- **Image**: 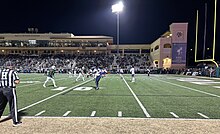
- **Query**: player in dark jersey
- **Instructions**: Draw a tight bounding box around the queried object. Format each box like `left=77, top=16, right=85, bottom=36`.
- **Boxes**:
left=43, top=66, right=57, bottom=88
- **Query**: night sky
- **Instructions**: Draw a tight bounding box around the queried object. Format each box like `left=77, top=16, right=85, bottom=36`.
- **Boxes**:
left=0, top=0, right=219, bottom=63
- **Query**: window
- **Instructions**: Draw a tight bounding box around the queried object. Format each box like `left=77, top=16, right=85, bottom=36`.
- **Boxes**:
left=164, top=43, right=171, bottom=48
left=154, top=45, right=159, bottom=51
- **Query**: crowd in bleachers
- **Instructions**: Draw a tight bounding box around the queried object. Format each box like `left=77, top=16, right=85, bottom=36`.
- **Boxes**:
left=0, top=54, right=75, bottom=73
left=115, top=54, right=150, bottom=73
left=0, top=54, right=152, bottom=73
left=75, top=54, right=114, bottom=69
left=1, top=53, right=218, bottom=77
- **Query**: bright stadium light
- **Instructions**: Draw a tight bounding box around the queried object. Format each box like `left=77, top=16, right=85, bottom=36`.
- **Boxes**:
left=112, top=1, right=124, bottom=55
left=112, top=1, right=124, bottom=13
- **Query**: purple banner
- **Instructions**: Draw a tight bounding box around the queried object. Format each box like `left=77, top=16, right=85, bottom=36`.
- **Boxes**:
left=172, top=43, right=187, bottom=64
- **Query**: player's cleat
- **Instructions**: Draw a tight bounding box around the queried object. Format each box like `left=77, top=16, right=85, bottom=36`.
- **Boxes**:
left=54, top=85, right=57, bottom=88
left=43, top=85, right=46, bottom=88
left=13, top=122, right=22, bottom=127
left=96, top=87, right=99, bottom=90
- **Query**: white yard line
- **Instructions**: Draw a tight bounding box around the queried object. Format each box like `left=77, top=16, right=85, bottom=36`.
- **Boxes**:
left=18, top=78, right=68, bottom=88
left=198, top=113, right=209, bottom=119
left=51, top=87, right=67, bottom=91
left=2, top=115, right=220, bottom=120
left=154, top=78, right=220, bottom=98
left=121, top=75, right=151, bottom=118
left=90, top=111, right=96, bottom=117
left=18, top=78, right=93, bottom=112
left=170, top=112, right=179, bottom=118
left=63, top=111, right=71, bottom=117
left=35, top=110, right=46, bottom=116
left=118, top=111, right=122, bottom=117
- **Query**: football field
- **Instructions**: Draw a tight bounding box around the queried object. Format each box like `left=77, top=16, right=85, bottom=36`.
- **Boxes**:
left=3, top=73, right=220, bottom=119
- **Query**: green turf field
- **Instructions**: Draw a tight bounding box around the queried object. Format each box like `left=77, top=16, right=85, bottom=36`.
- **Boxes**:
left=3, top=73, right=220, bottom=119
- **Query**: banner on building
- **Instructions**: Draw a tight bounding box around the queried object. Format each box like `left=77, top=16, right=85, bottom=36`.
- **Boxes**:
left=172, top=43, right=187, bottom=64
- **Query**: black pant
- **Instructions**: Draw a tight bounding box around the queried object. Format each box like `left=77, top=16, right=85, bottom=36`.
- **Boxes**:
left=0, top=88, right=18, bottom=124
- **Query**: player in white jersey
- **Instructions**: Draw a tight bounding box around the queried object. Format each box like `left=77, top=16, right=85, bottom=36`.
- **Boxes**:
left=68, top=70, right=73, bottom=78
left=73, top=67, right=77, bottom=77
left=130, top=66, right=135, bottom=82
left=76, top=66, right=85, bottom=81
left=146, top=68, right=150, bottom=76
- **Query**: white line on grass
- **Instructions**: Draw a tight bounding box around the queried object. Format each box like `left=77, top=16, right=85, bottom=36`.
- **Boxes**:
left=18, top=78, right=68, bottom=88
left=118, top=111, right=122, bottom=117
left=121, top=75, right=151, bottom=118
left=35, top=110, right=46, bottom=116
left=213, top=86, right=220, bottom=89
left=198, top=113, right=209, bottom=119
left=90, top=111, right=96, bottom=117
left=2, top=115, right=220, bottom=120
left=18, top=78, right=94, bottom=112
left=154, top=78, right=220, bottom=98
left=51, top=87, right=67, bottom=91
left=63, top=111, right=71, bottom=117
left=170, top=112, right=179, bottom=118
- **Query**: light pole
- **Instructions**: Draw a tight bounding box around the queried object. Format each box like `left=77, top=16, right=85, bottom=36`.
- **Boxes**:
left=112, top=1, right=124, bottom=55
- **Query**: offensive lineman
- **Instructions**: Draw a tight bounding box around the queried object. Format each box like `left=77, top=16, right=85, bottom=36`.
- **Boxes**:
left=0, top=61, right=21, bottom=126
left=43, top=66, right=57, bottom=88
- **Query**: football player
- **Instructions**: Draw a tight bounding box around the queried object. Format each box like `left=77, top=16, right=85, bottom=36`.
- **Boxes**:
left=130, top=66, right=135, bottom=82
left=75, top=66, right=85, bottom=81
left=94, top=68, right=103, bottom=90
left=43, top=65, right=57, bottom=88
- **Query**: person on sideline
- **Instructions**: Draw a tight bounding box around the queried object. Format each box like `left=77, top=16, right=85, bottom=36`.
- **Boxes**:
left=0, top=61, right=21, bottom=126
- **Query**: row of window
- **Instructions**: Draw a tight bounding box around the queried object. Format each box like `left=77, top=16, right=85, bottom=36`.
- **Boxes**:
left=0, top=40, right=108, bottom=47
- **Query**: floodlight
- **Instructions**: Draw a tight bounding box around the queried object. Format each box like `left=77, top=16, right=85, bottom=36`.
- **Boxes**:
left=112, top=1, right=124, bottom=13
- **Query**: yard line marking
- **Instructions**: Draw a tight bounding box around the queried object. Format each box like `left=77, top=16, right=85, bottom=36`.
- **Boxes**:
left=90, top=111, right=96, bottom=117
left=20, top=81, right=41, bottom=84
left=154, top=78, right=220, bottom=98
left=63, top=111, right=71, bottom=117
left=190, top=81, right=220, bottom=85
left=121, top=75, right=151, bottom=118
left=213, top=86, right=220, bottom=89
left=198, top=113, right=209, bottom=119
left=3, top=115, right=220, bottom=120
left=170, top=112, right=179, bottom=118
left=177, top=78, right=213, bottom=82
left=51, top=87, right=67, bottom=91
left=18, top=78, right=68, bottom=88
left=18, top=78, right=94, bottom=112
left=35, top=110, right=46, bottom=116
left=118, top=111, right=122, bottom=117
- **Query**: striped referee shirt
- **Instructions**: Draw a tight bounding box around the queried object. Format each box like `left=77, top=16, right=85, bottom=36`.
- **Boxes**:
left=0, top=68, right=19, bottom=88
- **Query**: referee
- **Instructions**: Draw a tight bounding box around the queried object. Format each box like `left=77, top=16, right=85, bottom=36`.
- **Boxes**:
left=0, top=61, right=21, bottom=126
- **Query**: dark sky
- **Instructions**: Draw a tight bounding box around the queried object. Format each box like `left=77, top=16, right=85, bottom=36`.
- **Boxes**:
left=0, top=0, right=219, bottom=62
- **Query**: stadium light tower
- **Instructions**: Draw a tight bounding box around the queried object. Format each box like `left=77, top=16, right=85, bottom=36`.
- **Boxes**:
left=112, top=1, right=124, bottom=55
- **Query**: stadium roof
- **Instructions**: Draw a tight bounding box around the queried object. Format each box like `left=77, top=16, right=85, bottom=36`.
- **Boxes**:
left=0, top=33, right=113, bottom=42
